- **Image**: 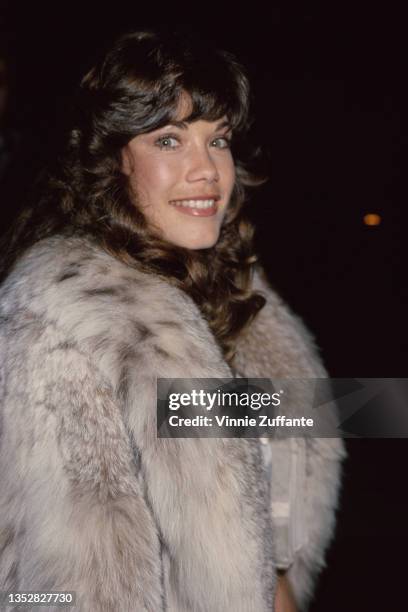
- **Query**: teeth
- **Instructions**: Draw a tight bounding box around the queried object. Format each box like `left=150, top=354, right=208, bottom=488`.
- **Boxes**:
left=172, top=199, right=216, bottom=209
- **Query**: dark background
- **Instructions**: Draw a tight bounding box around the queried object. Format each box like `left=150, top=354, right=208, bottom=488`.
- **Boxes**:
left=1, top=4, right=407, bottom=610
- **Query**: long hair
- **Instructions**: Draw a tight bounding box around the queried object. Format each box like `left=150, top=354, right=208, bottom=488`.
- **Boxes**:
left=0, top=29, right=266, bottom=363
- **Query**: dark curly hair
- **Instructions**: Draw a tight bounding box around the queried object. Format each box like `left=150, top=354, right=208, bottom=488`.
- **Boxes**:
left=0, top=29, right=267, bottom=363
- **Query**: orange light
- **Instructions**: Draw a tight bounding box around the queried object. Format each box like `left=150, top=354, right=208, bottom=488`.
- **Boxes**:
left=363, top=213, right=381, bottom=226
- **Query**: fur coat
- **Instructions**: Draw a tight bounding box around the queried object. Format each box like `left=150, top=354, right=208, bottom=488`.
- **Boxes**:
left=0, top=233, right=345, bottom=611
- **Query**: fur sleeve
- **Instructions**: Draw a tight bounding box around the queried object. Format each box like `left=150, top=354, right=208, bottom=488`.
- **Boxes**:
left=0, top=316, right=165, bottom=611
left=232, top=266, right=346, bottom=611
left=0, top=236, right=275, bottom=611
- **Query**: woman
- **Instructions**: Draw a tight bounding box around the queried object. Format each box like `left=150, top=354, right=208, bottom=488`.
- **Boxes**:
left=0, top=30, right=345, bottom=611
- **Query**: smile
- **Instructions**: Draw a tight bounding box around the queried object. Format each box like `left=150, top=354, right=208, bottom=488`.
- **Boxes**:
left=171, top=199, right=216, bottom=209
left=169, top=199, right=218, bottom=217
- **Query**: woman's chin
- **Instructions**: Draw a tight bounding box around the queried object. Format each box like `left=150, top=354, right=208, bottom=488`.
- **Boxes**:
left=165, top=230, right=220, bottom=250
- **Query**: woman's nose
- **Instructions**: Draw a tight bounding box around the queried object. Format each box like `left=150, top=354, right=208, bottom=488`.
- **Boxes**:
left=185, top=145, right=219, bottom=183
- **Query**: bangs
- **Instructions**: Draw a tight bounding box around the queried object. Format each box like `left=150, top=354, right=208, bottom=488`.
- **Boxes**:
left=139, top=39, right=250, bottom=135
left=138, top=81, right=249, bottom=136
left=179, top=81, right=248, bottom=133
left=179, top=58, right=249, bottom=133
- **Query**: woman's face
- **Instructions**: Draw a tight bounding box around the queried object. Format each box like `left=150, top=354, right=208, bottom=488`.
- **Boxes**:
left=121, top=112, right=236, bottom=249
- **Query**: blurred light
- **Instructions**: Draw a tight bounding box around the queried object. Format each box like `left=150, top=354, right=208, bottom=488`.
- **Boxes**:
left=363, top=213, right=381, bottom=226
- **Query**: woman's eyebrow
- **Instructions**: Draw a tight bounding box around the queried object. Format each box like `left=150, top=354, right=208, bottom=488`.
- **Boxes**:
left=215, top=120, right=232, bottom=131
left=162, top=119, right=232, bottom=131
left=164, top=120, right=189, bottom=130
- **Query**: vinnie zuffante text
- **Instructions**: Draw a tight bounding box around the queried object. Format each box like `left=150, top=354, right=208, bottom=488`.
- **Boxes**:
left=168, top=414, right=314, bottom=428
left=166, top=389, right=314, bottom=429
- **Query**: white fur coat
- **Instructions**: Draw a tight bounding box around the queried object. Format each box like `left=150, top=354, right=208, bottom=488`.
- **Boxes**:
left=0, top=234, right=345, bottom=611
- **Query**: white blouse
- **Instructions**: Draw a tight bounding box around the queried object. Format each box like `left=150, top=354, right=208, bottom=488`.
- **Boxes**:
left=260, top=437, right=308, bottom=570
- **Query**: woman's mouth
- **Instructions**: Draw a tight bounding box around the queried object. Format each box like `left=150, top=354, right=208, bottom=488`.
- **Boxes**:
left=169, top=199, right=218, bottom=217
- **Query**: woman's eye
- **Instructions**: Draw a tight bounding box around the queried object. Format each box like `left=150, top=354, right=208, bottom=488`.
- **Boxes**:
left=211, top=136, right=231, bottom=149
left=155, top=135, right=179, bottom=149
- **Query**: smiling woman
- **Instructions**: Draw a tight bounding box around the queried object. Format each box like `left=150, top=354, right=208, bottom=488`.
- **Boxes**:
left=0, top=29, right=344, bottom=612
left=121, top=103, right=236, bottom=249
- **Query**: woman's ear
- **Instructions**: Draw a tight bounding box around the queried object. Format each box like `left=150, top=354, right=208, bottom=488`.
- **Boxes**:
left=121, top=145, right=134, bottom=176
